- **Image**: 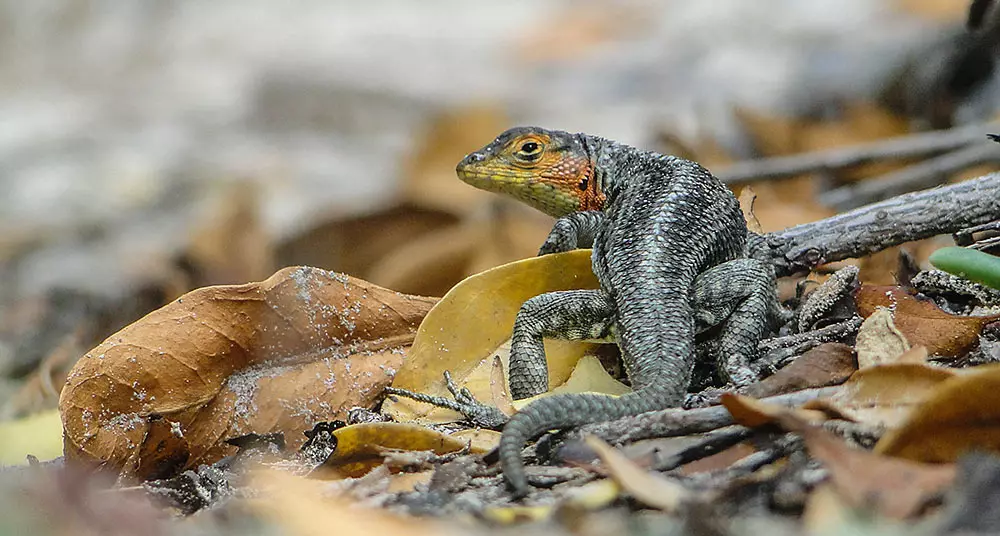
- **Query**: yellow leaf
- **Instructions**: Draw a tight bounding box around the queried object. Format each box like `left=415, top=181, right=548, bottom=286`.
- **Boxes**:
left=383, top=250, right=602, bottom=423
left=0, top=409, right=62, bottom=465
left=450, top=428, right=502, bottom=453
left=323, top=422, right=467, bottom=477
left=512, top=354, right=631, bottom=411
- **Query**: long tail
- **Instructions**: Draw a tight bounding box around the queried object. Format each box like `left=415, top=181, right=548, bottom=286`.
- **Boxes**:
left=500, top=386, right=680, bottom=496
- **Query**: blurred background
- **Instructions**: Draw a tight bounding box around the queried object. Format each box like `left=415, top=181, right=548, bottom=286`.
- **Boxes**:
left=1, top=0, right=999, bottom=420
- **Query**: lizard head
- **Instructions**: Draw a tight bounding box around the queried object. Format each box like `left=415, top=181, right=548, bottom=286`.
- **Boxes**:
left=456, top=126, right=605, bottom=217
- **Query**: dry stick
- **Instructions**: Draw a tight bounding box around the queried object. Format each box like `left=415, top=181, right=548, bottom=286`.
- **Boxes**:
left=717, top=121, right=998, bottom=185
left=820, top=142, right=1000, bottom=210
left=574, top=386, right=841, bottom=445
left=763, top=172, right=1000, bottom=277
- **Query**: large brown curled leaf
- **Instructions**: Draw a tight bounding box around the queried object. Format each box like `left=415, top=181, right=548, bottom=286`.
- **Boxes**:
left=856, top=285, right=1000, bottom=358
left=59, top=266, right=436, bottom=480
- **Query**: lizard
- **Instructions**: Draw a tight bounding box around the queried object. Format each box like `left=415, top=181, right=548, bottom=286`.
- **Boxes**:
left=387, top=126, right=782, bottom=497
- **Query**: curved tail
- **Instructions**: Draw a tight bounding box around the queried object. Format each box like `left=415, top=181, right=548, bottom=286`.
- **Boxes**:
left=500, top=386, right=681, bottom=496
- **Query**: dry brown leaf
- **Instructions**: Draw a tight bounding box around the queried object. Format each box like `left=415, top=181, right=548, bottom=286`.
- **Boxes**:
left=856, top=285, right=1000, bottom=358
left=383, top=250, right=602, bottom=423
left=876, top=364, right=1000, bottom=462
left=185, top=181, right=273, bottom=287
left=366, top=212, right=552, bottom=297
left=856, top=308, right=911, bottom=368
left=794, top=416, right=955, bottom=519
left=276, top=203, right=459, bottom=287
left=806, top=363, right=956, bottom=428
left=514, top=5, right=645, bottom=62
left=59, top=266, right=436, bottom=480
left=678, top=441, right=758, bottom=475
left=721, top=393, right=831, bottom=429
left=742, top=342, right=856, bottom=399
left=402, top=105, right=510, bottom=215
left=584, top=436, right=689, bottom=512
left=322, top=422, right=467, bottom=477
left=738, top=187, right=763, bottom=234
left=895, top=0, right=969, bottom=21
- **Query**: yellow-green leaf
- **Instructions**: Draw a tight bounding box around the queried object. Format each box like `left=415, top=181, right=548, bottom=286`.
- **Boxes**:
left=0, top=409, right=63, bottom=465
left=383, top=250, right=602, bottom=423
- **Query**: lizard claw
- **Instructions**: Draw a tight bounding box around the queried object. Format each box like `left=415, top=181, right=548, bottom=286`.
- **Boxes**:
left=385, top=372, right=509, bottom=430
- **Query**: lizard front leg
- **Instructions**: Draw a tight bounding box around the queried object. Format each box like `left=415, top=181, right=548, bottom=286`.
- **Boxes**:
left=509, top=289, right=616, bottom=398
left=538, top=211, right=605, bottom=255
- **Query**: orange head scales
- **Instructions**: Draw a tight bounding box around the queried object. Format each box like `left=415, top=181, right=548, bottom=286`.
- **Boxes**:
left=456, top=127, right=606, bottom=218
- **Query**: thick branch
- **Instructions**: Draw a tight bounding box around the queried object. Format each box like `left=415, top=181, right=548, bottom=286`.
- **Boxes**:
left=717, top=121, right=998, bottom=185
left=763, top=172, right=1000, bottom=276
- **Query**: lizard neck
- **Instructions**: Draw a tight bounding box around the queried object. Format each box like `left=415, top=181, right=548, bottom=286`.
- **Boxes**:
left=583, top=135, right=676, bottom=210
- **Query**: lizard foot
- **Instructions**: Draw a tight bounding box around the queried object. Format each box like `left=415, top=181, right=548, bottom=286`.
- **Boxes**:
left=384, top=371, right=509, bottom=429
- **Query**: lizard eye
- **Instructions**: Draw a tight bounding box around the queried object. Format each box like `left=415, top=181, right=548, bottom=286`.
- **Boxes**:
left=514, top=140, right=543, bottom=162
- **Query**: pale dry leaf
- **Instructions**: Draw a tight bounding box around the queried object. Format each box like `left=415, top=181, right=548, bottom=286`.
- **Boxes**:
left=806, top=363, right=956, bottom=428
left=876, top=364, right=1000, bottom=462
left=251, top=470, right=458, bottom=536
left=738, top=187, right=763, bottom=234
left=59, top=267, right=436, bottom=479
left=856, top=307, right=911, bottom=368
left=584, top=436, right=689, bottom=512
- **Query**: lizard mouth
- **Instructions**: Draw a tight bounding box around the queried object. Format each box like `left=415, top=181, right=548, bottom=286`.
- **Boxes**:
left=456, top=167, right=581, bottom=217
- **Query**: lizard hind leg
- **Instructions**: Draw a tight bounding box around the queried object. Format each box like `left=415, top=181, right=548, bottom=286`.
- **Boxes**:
left=691, top=258, right=779, bottom=386
left=509, top=289, right=616, bottom=399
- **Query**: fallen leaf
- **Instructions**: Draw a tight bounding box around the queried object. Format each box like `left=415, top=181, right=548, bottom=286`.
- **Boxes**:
left=322, top=422, right=466, bottom=477
left=795, top=416, right=954, bottom=519
left=276, top=203, right=459, bottom=292
left=856, top=285, right=1000, bottom=357
left=251, top=469, right=458, bottom=536
left=401, top=105, right=510, bottom=215
left=184, top=181, right=273, bottom=287
left=738, top=187, right=763, bottom=234
left=450, top=429, right=502, bottom=454
left=383, top=250, right=602, bottom=423
left=0, top=408, right=62, bottom=465
left=584, top=436, right=689, bottom=512
left=806, top=363, right=956, bottom=428
left=876, top=364, right=1000, bottom=462
left=856, top=308, right=911, bottom=368
left=59, top=267, right=436, bottom=480
left=743, top=342, right=856, bottom=399
left=721, top=393, right=830, bottom=429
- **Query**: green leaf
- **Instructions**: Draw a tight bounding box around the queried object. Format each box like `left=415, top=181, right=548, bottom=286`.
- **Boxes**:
left=928, top=246, right=1000, bottom=290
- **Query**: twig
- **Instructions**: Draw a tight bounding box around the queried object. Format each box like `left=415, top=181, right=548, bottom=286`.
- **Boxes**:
left=819, top=142, right=1000, bottom=210
left=716, top=121, right=998, bottom=185
left=762, top=172, right=1000, bottom=276
left=652, top=425, right=753, bottom=472
left=574, top=386, right=841, bottom=445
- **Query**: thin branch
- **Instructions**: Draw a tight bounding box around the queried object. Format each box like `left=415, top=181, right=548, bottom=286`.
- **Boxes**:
left=717, top=121, right=998, bottom=185
left=574, top=386, right=841, bottom=445
left=762, top=172, right=1000, bottom=276
left=819, top=142, right=1000, bottom=210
